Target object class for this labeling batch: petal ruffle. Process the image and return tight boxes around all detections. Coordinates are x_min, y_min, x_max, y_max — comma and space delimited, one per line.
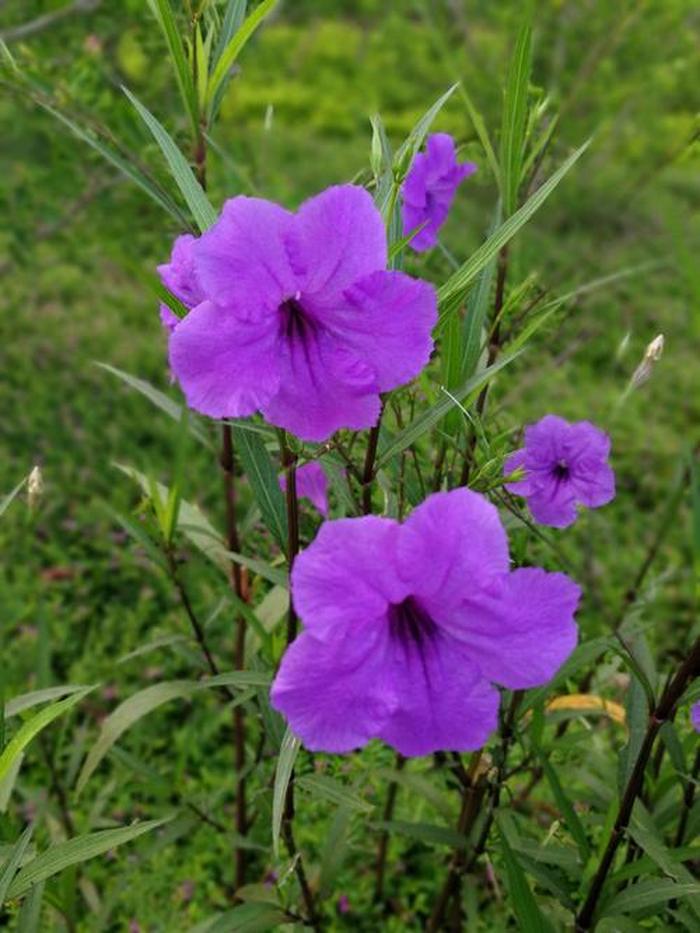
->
261, 331, 381, 441
377, 632, 499, 756
396, 489, 510, 611
169, 300, 280, 418
313, 270, 436, 392
157, 233, 203, 309
270, 629, 396, 753
456, 567, 580, 689
291, 515, 407, 641
287, 185, 387, 298
195, 196, 295, 313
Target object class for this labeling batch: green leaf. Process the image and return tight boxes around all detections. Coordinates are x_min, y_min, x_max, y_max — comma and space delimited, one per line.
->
122, 86, 217, 233
233, 426, 287, 550
272, 728, 300, 857
540, 756, 591, 862
498, 824, 555, 933
77, 674, 263, 793
145, 0, 199, 137
500, 21, 532, 215
0, 476, 26, 518
319, 805, 353, 899
376, 351, 522, 467
0, 825, 33, 905
374, 768, 453, 821
372, 820, 466, 848
0, 686, 94, 787
7, 820, 169, 900
206, 0, 279, 118
213, 1, 248, 66
600, 879, 700, 919
296, 774, 373, 814
4, 685, 89, 719
96, 363, 212, 449
16, 881, 43, 933
460, 209, 500, 380
438, 140, 590, 326
394, 84, 459, 172
189, 903, 289, 933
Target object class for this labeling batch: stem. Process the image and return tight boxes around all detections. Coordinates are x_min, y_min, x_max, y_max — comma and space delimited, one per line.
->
576, 637, 700, 931
362, 405, 384, 514
374, 753, 405, 903
282, 818, 322, 930
280, 433, 300, 642
220, 423, 248, 891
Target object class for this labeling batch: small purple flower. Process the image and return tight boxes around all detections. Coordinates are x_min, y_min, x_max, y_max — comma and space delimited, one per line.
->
167, 185, 437, 442
504, 415, 615, 529
270, 488, 580, 757
337, 894, 351, 915
402, 133, 476, 252
279, 462, 329, 517
692, 702, 700, 732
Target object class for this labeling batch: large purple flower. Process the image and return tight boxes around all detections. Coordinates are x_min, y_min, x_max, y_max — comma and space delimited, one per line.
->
401, 133, 476, 252
157, 233, 203, 333
270, 488, 580, 756
166, 185, 437, 442
504, 415, 615, 529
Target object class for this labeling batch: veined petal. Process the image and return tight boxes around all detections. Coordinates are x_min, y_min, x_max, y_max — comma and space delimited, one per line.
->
270, 629, 396, 753
397, 489, 510, 610
378, 633, 499, 756
195, 196, 295, 314
455, 567, 580, 689
286, 185, 387, 297
169, 300, 281, 418
291, 516, 407, 641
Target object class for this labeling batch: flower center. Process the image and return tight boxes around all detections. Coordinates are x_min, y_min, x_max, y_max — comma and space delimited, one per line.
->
279, 295, 316, 343
552, 460, 570, 481
388, 596, 437, 648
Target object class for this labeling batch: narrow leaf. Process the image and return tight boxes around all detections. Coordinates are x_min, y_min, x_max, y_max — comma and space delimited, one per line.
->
146, 0, 199, 136
498, 825, 555, 933
272, 729, 299, 856
500, 22, 532, 215
0, 826, 33, 905
233, 426, 287, 550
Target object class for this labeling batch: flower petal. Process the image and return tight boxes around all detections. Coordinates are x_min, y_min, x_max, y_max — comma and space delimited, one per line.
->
291, 515, 408, 641
456, 567, 580, 689
396, 489, 510, 610
377, 633, 499, 756
503, 448, 537, 494
286, 185, 387, 297
169, 300, 280, 418
527, 485, 578, 528
270, 629, 396, 753
571, 461, 616, 508
157, 233, 203, 309
195, 196, 295, 313
261, 331, 381, 441
280, 462, 329, 517
315, 270, 436, 392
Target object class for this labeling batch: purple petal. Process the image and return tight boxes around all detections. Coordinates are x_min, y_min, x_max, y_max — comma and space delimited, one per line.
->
570, 462, 616, 509
291, 515, 408, 642
527, 485, 579, 528
195, 196, 295, 312
314, 270, 436, 392
286, 185, 387, 298
396, 489, 510, 611
169, 300, 281, 418
503, 448, 536, 495
159, 304, 180, 334
455, 568, 580, 690
157, 233, 203, 309
377, 634, 499, 756
270, 629, 397, 753
261, 332, 381, 442
691, 702, 700, 733
280, 462, 329, 517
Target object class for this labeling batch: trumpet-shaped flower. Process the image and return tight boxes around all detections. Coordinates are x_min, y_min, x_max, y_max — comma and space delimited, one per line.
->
166, 185, 437, 442
279, 462, 329, 517
270, 488, 580, 756
402, 133, 476, 252
504, 415, 615, 529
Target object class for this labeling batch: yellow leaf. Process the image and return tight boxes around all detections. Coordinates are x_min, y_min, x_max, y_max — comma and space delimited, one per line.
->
545, 693, 627, 727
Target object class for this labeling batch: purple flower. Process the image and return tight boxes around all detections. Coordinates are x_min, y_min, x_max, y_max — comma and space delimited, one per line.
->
167, 186, 437, 442
401, 133, 476, 252
279, 462, 329, 517
157, 233, 203, 310
270, 488, 580, 756
692, 702, 700, 732
337, 894, 351, 915
504, 415, 615, 529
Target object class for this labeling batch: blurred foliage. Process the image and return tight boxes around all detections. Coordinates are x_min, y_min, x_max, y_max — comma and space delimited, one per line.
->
0, 0, 699, 929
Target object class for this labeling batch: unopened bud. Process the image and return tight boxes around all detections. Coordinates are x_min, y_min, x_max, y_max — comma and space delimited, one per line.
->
630, 333, 664, 389
27, 465, 43, 510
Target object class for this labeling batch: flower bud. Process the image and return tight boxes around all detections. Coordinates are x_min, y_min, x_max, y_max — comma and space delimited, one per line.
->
630, 333, 664, 389
27, 465, 43, 510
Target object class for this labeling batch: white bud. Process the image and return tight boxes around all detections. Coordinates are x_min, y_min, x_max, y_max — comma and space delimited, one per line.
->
27, 465, 44, 510
630, 333, 664, 389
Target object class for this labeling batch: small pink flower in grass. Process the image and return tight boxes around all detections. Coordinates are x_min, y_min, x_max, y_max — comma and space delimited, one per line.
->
504, 415, 615, 529
270, 488, 580, 757
692, 702, 700, 732
167, 185, 437, 442
279, 462, 329, 517
401, 133, 476, 252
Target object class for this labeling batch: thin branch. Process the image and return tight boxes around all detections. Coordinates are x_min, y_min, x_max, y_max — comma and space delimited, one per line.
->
374, 754, 405, 903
